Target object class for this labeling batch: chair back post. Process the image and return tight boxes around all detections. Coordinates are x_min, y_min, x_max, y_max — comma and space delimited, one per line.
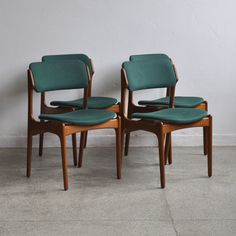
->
169, 86, 176, 108
27, 69, 34, 121
83, 66, 91, 109
121, 68, 128, 118
173, 64, 179, 82
40, 92, 46, 113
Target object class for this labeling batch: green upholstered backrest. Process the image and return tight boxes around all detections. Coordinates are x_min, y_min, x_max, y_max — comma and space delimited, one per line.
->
122, 59, 177, 91
42, 54, 93, 75
130, 53, 170, 62
29, 61, 88, 92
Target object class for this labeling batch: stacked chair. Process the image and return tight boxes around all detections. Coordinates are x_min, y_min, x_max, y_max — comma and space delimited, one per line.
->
26, 53, 213, 190
121, 57, 212, 188
38, 54, 120, 167
124, 54, 208, 165
27, 60, 121, 190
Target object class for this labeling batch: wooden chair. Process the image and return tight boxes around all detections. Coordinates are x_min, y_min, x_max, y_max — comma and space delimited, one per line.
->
39, 54, 120, 163
124, 54, 208, 164
121, 59, 212, 188
27, 60, 122, 190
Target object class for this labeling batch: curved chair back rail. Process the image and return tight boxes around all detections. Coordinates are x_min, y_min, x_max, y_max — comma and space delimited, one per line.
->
129, 53, 170, 62
122, 59, 177, 92
42, 54, 94, 76
29, 60, 89, 92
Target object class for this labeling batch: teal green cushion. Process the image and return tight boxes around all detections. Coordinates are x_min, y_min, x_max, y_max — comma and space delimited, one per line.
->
30, 61, 88, 92
50, 96, 118, 109
132, 108, 207, 124
130, 54, 170, 62
42, 54, 93, 75
122, 59, 177, 91
39, 109, 116, 126
139, 96, 204, 108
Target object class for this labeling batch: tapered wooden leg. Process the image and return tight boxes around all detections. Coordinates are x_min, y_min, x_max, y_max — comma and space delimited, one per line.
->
115, 120, 122, 179
207, 117, 212, 177
203, 127, 208, 155
27, 130, 33, 177
78, 132, 86, 168
39, 133, 44, 156
60, 134, 68, 191
72, 134, 77, 166
124, 132, 130, 156
158, 132, 165, 188
164, 133, 172, 165
83, 131, 88, 148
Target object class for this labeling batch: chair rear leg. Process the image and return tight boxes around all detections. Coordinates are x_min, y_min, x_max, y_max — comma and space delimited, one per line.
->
60, 134, 68, 191
115, 121, 122, 179
78, 132, 86, 168
158, 133, 166, 188
72, 134, 77, 166
203, 127, 208, 155
124, 132, 130, 156
39, 133, 44, 156
207, 117, 212, 177
27, 131, 33, 177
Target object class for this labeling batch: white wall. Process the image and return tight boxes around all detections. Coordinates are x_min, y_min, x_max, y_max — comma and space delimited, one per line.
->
0, 0, 236, 147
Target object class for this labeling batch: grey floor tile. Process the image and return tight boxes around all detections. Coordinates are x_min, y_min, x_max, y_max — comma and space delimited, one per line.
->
0, 220, 176, 236
174, 219, 236, 236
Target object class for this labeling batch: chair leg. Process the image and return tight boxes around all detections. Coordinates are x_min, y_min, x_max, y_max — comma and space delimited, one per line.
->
158, 133, 165, 188
164, 133, 172, 165
78, 132, 86, 168
60, 134, 68, 191
72, 134, 77, 166
39, 133, 44, 156
203, 127, 208, 155
27, 130, 33, 177
83, 131, 88, 148
207, 117, 212, 177
115, 123, 122, 179
124, 132, 130, 156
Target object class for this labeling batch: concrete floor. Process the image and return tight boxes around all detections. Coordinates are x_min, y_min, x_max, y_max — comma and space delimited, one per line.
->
0, 147, 235, 236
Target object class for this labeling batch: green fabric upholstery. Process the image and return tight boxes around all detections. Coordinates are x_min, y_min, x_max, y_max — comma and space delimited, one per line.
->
42, 54, 93, 75
30, 61, 88, 92
39, 109, 116, 126
122, 59, 177, 91
132, 108, 207, 124
130, 53, 170, 62
139, 96, 204, 108
50, 96, 118, 109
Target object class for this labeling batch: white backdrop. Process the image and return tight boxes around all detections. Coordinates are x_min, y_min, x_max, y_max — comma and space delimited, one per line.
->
0, 0, 236, 147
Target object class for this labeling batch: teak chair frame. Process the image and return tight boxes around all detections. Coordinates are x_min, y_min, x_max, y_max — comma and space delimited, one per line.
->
121, 67, 212, 188
124, 63, 208, 164
38, 58, 120, 160
27, 67, 122, 191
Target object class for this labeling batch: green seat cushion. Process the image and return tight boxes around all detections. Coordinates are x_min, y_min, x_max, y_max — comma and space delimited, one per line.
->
138, 96, 204, 108
50, 96, 118, 109
130, 53, 170, 62
39, 109, 116, 126
132, 108, 207, 124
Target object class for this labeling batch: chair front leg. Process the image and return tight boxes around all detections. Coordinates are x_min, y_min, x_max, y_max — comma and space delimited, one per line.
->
124, 132, 130, 156
60, 134, 68, 191
27, 130, 33, 177
83, 131, 88, 148
78, 132, 86, 168
115, 118, 122, 179
72, 134, 77, 166
157, 131, 166, 188
207, 116, 213, 177
39, 133, 44, 156
164, 133, 172, 165
203, 127, 208, 155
